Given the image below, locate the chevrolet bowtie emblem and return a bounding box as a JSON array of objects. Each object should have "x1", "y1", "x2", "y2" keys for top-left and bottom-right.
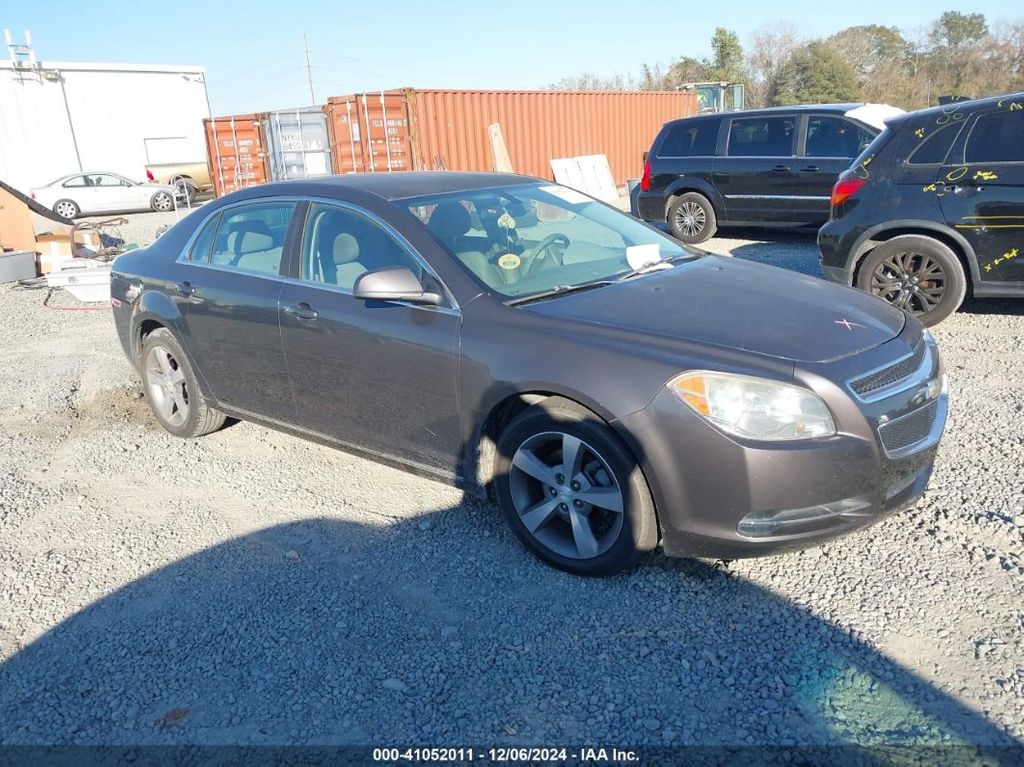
[{"x1": 834, "y1": 319, "x2": 864, "y2": 330}]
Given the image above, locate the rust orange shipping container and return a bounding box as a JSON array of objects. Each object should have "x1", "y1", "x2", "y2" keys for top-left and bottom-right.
[{"x1": 203, "y1": 113, "x2": 270, "y2": 197}]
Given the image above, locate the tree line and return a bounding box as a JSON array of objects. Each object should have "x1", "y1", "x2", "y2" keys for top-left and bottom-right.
[{"x1": 550, "y1": 12, "x2": 1024, "y2": 109}]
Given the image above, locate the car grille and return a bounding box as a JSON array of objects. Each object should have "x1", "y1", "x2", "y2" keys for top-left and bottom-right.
[
  {"x1": 878, "y1": 400, "x2": 939, "y2": 454},
  {"x1": 850, "y1": 348, "x2": 922, "y2": 397}
]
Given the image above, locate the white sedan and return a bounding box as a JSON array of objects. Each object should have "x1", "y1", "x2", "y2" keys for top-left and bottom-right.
[{"x1": 31, "y1": 172, "x2": 182, "y2": 219}]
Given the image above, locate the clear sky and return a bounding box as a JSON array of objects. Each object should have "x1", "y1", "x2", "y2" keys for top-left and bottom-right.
[{"x1": 2, "y1": 1, "x2": 1018, "y2": 114}]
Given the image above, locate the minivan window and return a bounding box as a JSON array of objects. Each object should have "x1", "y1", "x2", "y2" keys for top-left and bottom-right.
[
  {"x1": 907, "y1": 122, "x2": 964, "y2": 165},
  {"x1": 659, "y1": 121, "x2": 718, "y2": 157},
  {"x1": 727, "y1": 117, "x2": 795, "y2": 157},
  {"x1": 805, "y1": 116, "x2": 874, "y2": 158},
  {"x1": 966, "y1": 111, "x2": 1024, "y2": 163},
  {"x1": 210, "y1": 202, "x2": 296, "y2": 275}
]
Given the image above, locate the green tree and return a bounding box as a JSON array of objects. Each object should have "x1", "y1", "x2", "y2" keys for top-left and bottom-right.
[
  {"x1": 771, "y1": 42, "x2": 860, "y2": 105},
  {"x1": 930, "y1": 11, "x2": 988, "y2": 50},
  {"x1": 928, "y1": 11, "x2": 990, "y2": 94},
  {"x1": 705, "y1": 27, "x2": 745, "y2": 82}
]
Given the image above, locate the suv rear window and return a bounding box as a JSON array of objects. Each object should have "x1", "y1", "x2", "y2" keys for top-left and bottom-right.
[
  {"x1": 727, "y1": 116, "x2": 795, "y2": 157},
  {"x1": 659, "y1": 120, "x2": 718, "y2": 157},
  {"x1": 907, "y1": 122, "x2": 963, "y2": 165},
  {"x1": 966, "y1": 111, "x2": 1024, "y2": 163}
]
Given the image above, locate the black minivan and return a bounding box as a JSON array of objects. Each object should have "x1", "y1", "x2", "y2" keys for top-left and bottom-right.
[{"x1": 633, "y1": 104, "x2": 899, "y2": 243}]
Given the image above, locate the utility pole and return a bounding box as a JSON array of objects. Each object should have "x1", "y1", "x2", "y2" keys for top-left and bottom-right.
[{"x1": 303, "y1": 33, "x2": 315, "y2": 105}]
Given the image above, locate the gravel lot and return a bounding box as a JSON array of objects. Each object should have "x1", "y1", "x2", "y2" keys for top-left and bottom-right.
[{"x1": 0, "y1": 215, "x2": 1022, "y2": 749}]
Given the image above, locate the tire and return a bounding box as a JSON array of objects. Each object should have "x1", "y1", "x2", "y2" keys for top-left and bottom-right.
[
  {"x1": 493, "y1": 398, "x2": 658, "y2": 575},
  {"x1": 856, "y1": 235, "x2": 966, "y2": 327},
  {"x1": 172, "y1": 176, "x2": 198, "y2": 203},
  {"x1": 667, "y1": 192, "x2": 717, "y2": 244},
  {"x1": 140, "y1": 328, "x2": 226, "y2": 438},
  {"x1": 150, "y1": 191, "x2": 175, "y2": 212},
  {"x1": 53, "y1": 199, "x2": 80, "y2": 220}
]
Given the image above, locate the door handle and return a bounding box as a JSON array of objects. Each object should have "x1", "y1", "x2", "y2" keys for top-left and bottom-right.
[
  {"x1": 174, "y1": 281, "x2": 196, "y2": 297},
  {"x1": 772, "y1": 165, "x2": 790, "y2": 172},
  {"x1": 943, "y1": 185, "x2": 963, "y2": 194},
  {"x1": 798, "y1": 165, "x2": 819, "y2": 172},
  {"x1": 283, "y1": 302, "x2": 318, "y2": 320}
]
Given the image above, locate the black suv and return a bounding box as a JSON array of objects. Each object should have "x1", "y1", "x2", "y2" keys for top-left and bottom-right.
[
  {"x1": 819, "y1": 91, "x2": 1024, "y2": 326},
  {"x1": 633, "y1": 104, "x2": 892, "y2": 243}
]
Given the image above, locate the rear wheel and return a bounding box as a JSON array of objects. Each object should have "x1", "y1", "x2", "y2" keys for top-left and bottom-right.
[
  {"x1": 856, "y1": 235, "x2": 966, "y2": 327},
  {"x1": 53, "y1": 199, "x2": 80, "y2": 219},
  {"x1": 141, "y1": 328, "x2": 225, "y2": 438},
  {"x1": 493, "y1": 399, "x2": 658, "y2": 575},
  {"x1": 150, "y1": 191, "x2": 174, "y2": 212},
  {"x1": 172, "y1": 176, "x2": 198, "y2": 203},
  {"x1": 667, "y1": 192, "x2": 716, "y2": 244}
]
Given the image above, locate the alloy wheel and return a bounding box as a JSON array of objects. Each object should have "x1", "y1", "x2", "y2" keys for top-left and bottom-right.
[
  {"x1": 509, "y1": 431, "x2": 624, "y2": 560},
  {"x1": 870, "y1": 251, "x2": 947, "y2": 315},
  {"x1": 153, "y1": 193, "x2": 174, "y2": 211},
  {"x1": 55, "y1": 201, "x2": 77, "y2": 219},
  {"x1": 145, "y1": 346, "x2": 189, "y2": 427},
  {"x1": 674, "y1": 201, "x2": 706, "y2": 238}
]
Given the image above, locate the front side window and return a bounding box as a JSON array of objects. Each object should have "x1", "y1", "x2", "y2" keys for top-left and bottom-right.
[
  {"x1": 966, "y1": 111, "x2": 1024, "y2": 163},
  {"x1": 210, "y1": 202, "x2": 296, "y2": 275},
  {"x1": 92, "y1": 174, "x2": 130, "y2": 187},
  {"x1": 805, "y1": 116, "x2": 875, "y2": 158},
  {"x1": 659, "y1": 120, "x2": 718, "y2": 157},
  {"x1": 406, "y1": 183, "x2": 688, "y2": 300},
  {"x1": 300, "y1": 203, "x2": 422, "y2": 291},
  {"x1": 727, "y1": 116, "x2": 795, "y2": 157}
]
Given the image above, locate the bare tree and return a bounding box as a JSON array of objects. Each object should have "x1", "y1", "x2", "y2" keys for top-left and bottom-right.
[{"x1": 745, "y1": 22, "x2": 802, "y2": 107}]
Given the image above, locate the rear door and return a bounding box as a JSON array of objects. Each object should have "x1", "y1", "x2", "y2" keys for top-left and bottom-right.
[
  {"x1": 60, "y1": 175, "x2": 100, "y2": 213},
  {"x1": 939, "y1": 105, "x2": 1024, "y2": 286},
  {"x1": 714, "y1": 114, "x2": 799, "y2": 222},
  {"x1": 796, "y1": 114, "x2": 877, "y2": 222},
  {"x1": 278, "y1": 201, "x2": 462, "y2": 473},
  {"x1": 171, "y1": 200, "x2": 300, "y2": 419}
]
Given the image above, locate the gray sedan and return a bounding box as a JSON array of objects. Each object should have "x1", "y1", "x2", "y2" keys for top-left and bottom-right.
[{"x1": 110, "y1": 172, "x2": 947, "y2": 574}]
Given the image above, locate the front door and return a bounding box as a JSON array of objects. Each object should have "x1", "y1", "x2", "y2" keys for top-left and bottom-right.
[
  {"x1": 171, "y1": 200, "x2": 299, "y2": 419},
  {"x1": 714, "y1": 114, "x2": 798, "y2": 223},
  {"x1": 278, "y1": 201, "x2": 462, "y2": 474},
  {"x1": 939, "y1": 105, "x2": 1024, "y2": 285},
  {"x1": 794, "y1": 115, "x2": 877, "y2": 223}
]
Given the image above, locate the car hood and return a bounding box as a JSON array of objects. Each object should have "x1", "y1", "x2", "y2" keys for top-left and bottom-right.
[{"x1": 524, "y1": 256, "x2": 905, "y2": 363}]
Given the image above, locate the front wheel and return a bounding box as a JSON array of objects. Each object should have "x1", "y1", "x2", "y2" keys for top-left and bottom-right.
[
  {"x1": 150, "y1": 191, "x2": 175, "y2": 212},
  {"x1": 172, "y1": 176, "x2": 198, "y2": 203},
  {"x1": 141, "y1": 328, "x2": 226, "y2": 438},
  {"x1": 856, "y1": 235, "x2": 966, "y2": 327},
  {"x1": 667, "y1": 192, "x2": 716, "y2": 244},
  {"x1": 493, "y1": 399, "x2": 658, "y2": 575},
  {"x1": 53, "y1": 199, "x2": 80, "y2": 219}
]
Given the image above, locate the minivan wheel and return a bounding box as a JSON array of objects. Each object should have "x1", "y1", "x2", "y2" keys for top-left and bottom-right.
[
  {"x1": 493, "y1": 399, "x2": 658, "y2": 575},
  {"x1": 667, "y1": 192, "x2": 716, "y2": 244},
  {"x1": 141, "y1": 328, "x2": 226, "y2": 438},
  {"x1": 856, "y1": 235, "x2": 966, "y2": 327}
]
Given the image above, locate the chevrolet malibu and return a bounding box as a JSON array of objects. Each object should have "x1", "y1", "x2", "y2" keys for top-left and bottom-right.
[{"x1": 110, "y1": 172, "x2": 947, "y2": 575}]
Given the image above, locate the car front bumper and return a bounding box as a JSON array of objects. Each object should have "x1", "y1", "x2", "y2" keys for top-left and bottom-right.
[{"x1": 615, "y1": 334, "x2": 946, "y2": 559}]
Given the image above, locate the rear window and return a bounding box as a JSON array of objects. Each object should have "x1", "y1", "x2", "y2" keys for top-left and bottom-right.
[
  {"x1": 658, "y1": 120, "x2": 718, "y2": 157},
  {"x1": 965, "y1": 111, "x2": 1024, "y2": 163},
  {"x1": 727, "y1": 116, "x2": 795, "y2": 157},
  {"x1": 853, "y1": 128, "x2": 890, "y2": 168},
  {"x1": 907, "y1": 122, "x2": 964, "y2": 165}
]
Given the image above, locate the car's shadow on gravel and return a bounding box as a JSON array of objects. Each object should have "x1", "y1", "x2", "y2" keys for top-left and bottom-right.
[
  {"x1": 710, "y1": 229, "x2": 823, "y2": 279},
  {"x1": 0, "y1": 512, "x2": 1019, "y2": 758}
]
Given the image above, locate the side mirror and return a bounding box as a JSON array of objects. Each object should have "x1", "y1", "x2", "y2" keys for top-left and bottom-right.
[{"x1": 353, "y1": 266, "x2": 443, "y2": 306}]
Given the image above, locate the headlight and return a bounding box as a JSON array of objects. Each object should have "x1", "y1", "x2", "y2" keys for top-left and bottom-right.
[{"x1": 667, "y1": 371, "x2": 836, "y2": 441}]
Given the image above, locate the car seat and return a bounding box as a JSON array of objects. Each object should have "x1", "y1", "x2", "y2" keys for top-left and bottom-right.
[{"x1": 428, "y1": 202, "x2": 505, "y2": 287}]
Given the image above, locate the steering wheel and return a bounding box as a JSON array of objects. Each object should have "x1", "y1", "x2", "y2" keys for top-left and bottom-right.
[{"x1": 525, "y1": 233, "x2": 571, "y2": 277}]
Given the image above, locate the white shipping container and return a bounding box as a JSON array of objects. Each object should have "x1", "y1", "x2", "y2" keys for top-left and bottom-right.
[{"x1": 0, "y1": 60, "x2": 210, "y2": 195}]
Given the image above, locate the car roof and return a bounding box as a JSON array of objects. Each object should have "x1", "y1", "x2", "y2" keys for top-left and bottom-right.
[
  {"x1": 264, "y1": 171, "x2": 538, "y2": 201},
  {"x1": 888, "y1": 90, "x2": 1024, "y2": 125},
  {"x1": 663, "y1": 103, "x2": 864, "y2": 127}
]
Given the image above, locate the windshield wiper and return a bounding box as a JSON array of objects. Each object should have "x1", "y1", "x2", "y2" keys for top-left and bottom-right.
[{"x1": 505, "y1": 279, "x2": 615, "y2": 307}]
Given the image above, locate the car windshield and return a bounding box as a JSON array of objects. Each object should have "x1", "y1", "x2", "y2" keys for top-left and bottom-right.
[{"x1": 405, "y1": 183, "x2": 692, "y2": 300}]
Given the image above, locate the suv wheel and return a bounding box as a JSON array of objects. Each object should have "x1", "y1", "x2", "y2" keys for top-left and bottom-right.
[
  {"x1": 856, "y1": 235, "x2": 966, "y2": 327},
  {"x1": 668, "y1": 192, "x2": 716, "y2": 244},
  {"x1": 493, "y1": 398, "x2": 658, "y2": 575}
]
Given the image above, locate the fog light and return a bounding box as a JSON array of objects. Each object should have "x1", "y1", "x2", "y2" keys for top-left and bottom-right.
[{"x1": 738, "y1": 498, "x2": 872, "y2": 538}]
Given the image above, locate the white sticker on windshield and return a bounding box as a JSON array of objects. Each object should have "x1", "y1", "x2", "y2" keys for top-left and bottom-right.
[
  {"x1": 537, "y1": 184, "x2": 594, "y2": 205},
  {"x1": 625, "y1": 243, "x2": 663, "y2": 270}
]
